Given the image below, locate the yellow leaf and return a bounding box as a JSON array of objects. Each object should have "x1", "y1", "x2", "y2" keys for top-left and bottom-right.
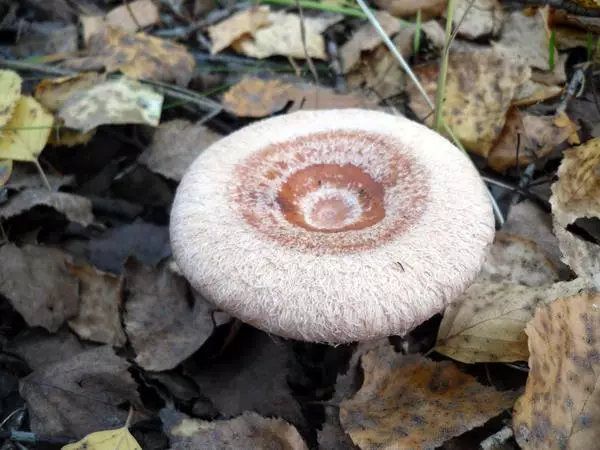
[
  {"x1": 0, "y1": 160, "x2": 12, "y2": 187},
  {"x1": 62, "y1": 426, "x2": 141, "y2": 450},
  {"x1": 58, "y1": 77, "x2": 163, "y2": 133},
  {"x1": 34, "y1": 72, "x2": 106, "y2": 112},
  {"x1": 0, "y1": 69, "x2": 22, "y2": 129},
  {"x1": 0, "y1": 96, "x2": 54, "y2": 162}
]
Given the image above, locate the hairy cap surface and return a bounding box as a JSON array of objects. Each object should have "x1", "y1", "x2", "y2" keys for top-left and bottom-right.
[{"x1": 170, "y1": 109, "x2": 495, "y2": 343}]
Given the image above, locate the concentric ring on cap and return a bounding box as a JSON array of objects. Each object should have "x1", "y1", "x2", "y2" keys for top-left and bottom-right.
[{"x1": 170, "y1": 109, "x2": 495, "y2": 343}]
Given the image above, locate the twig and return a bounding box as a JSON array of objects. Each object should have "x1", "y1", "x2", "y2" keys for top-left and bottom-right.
[
  {"x1": 295, "y1": 0, "x2": 321, "y2": 99},
  {"x1": 479, "y1": 426, "x2": 514, "y2": 450}
]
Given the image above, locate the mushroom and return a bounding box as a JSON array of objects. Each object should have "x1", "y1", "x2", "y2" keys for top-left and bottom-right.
[{"x1": 170, "y1": 108, "x2": 495, "y2": 343}]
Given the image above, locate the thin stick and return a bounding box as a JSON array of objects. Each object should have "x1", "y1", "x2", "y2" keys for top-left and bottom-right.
[
  {"x1": 295, "y1": 0, "x2": 321, "y2": 95},
  {"x1": 433, "y1": 0, "x2": 455, "y2": 132}
]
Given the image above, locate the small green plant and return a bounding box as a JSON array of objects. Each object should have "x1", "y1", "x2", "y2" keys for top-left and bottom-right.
[
  {"x1": 413, "y1": 9, "x2": 422, "y2": 57},
  {"x1": 548, "y1": 29, "x2": 556, "y2": 71}
]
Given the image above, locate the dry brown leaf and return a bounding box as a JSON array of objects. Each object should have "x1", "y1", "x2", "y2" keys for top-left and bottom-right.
[
  {"x1": 123, "y1": 258, "x2": 215, "y2": 371},
  {"x1": 19, "y1": 345, "x2": 144, "y2": 438},
  {"x1": 58, "y1": 77, "x2": 163, "y2": 133},
  {"x1": 512, "y1": 80, "x2": 563, "y2": 106},
  {"x1": 66, "y1": 27, "x2": 195, "y2": 87},
  {"x1": 67, "y1": 263, "x2": 126, "y2": 347},
  {"x1": 139, "y1": 119, "x2": 222, "y2": 181},
  {"x1": 208, "y1": 6, "x2": 271, "y2": 54},
  {"x1": 452, "y1": 0, "x2": 503, "y2": 39},
  {"x1": 221, "y1": 77, "x2": 375, "y2": 118},
  {"x1": 407, "y1": 49, "x2": 530, "y2": 157},
  {"x1": 513, "y1": 291, "x2": 600, "y2": 449},
  {"x1": 0, "y1": 244, "x2": 79, "y2": 332},
  {"x1": 550, "y1": 138, "x2": 600, "y2": 227},
  {"x1": 105, "y1": 0, "x2": 159, "y2": 32},
  {"x1": 435, "y1": 278, "x2": 591, "y2": 363},
  {"x1": 373, "y1": 0, "x2": 447, "y2": 18},
  {"x1": 554, "y1": 110, "x2": 580, "y2": 144},
  {"x1": 488, "y1": 107, "x2": 571, "y2": 173},
  {"x1": 339, "y1": 343, "x2": 517, "y2": 449},
  {"x1": 554, "y1": 226, "x2": 600, "y2": 284},
  {"x1": 318, "y1": 407, "x2": 360, "y2": 450},
  {"x1": 0, "y1": 189, "x2": 94, "y2": 226},
  {"x1": 81, "y1": 15, "x2": 107, "y2": 45},
  {"x1": 492, "y1": 9, "x2": 555, "y2": 72},
  {"x1": 160, "y1": 409, "x2": 309, "y2": 450},
  {"x1": 340, "y1": 10, "x2": 403, "y2": 73},
  {"x1": 479, "y1": 231, "x2": 558, "y2": 286},
  {"x1": 34, "y1": 72, "x2": 106, "y2": 113},
  {"x1": 231, "y1": 11, "x2": 342, "y2": 60}
]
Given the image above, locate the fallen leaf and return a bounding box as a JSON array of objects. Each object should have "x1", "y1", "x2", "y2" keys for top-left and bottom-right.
[
  {"x1": 232, "y1": 11, "x2": 343, "y2": 60},
  {"x1": 488, "y1": 107, "x2": 571, "y2": 173},
  {"x1": 512, "y1": 80, "x2": 563, "y2": 106},
  {"x1": 58, "y1": 77, "x2": 163, "y2": 133},
  {"x1": 81, "y1": 15, "x2": 107, "y2": 45},
  {"x1": 550, "y1": 137, "x2": 600, "y2": 227},
  {"x1": 0, "y1": 189, "x2": 94, "y2": 226},
  {"x1": 19, "y1": 345, "x2": 144, "y2": 438},
  {"x1": 554, "y1": 110, "x2": 580, "y2": 144},
  {"x1": 0, "y1": 96, "x2": 54, "y2": 162},
  {"x1": 6, "y1": 327, "x2": 91, "y2": 371},
  {"x1": 0, "y1": 160, "x2": 12, "y2": 187},
  {"x1": 66, "y1": 28, "x2": 195, "y2": 87},
  {"x1": 319, "y1": 406, "x2": 360, "y2": 450},
  {"x1": 6, "y1": 163, "x2": 75, "y2": 190},
  {"x1": 513, "y1": 291, "x2": 600, "y2": 449},
  {"x1": 34, "y1": 72, "x2": 106, "y2": 112},
  {"x1": 105, "y1": 0, "x2": 159, "y2": 33},
  {"x1": 340, "y1": 10, "x2": 403, "y2": 73},
  {"x1": 139, "y1": 119, "x2": 222, "y2": 181},
  {"x1": 339, "y1": 343, "x2": 517, "y2": 449},
  {"x1": 221, "y1": 77, "x2": 376, "y2": 118},
  {"x1": 0, "y1": 244, "x2": 79, "y2": 332},
  {"x1": 479, "y1": 231, "x2": 558, "y2": 286},
  {"x1": 123, "y1": 258, "x2": 215, "y2": 371},
  {"x1": 554, "y1": 225, "x2": 600, "y2": 285},
  {"x1": 62, "y1": 425, "x2": 142, "y2": 450},
  {"x1": 373, "y1": 0, "x2": 447, "y2": 19},
  {"x1": 0, "y1": 69, "x2": 22, "y2": 128},
  {"x1": 407, "y1": 49, "x2": 530, "y2": 157},
  {"x1": 67, "y1": 263, "x2": 126, "y2": 347},
  {"x1": 88, "y1": 220, "x2": 171, "y2": 274},
  {"x1": 435, "y1": 278, "x2": 591, "y2": 363},
  {"x1": 187, "y1": 327, "x2": 306, "y2": 431},
  {"x1": 492, "y1": 9, "x2": 555, "y2": 72},
  {"x1": 160, "y1": 409, "x2": 309, "y2": 450},
  {"x1": 452, "y1": 0, "x2": 503, "y2": 40},
  {"x1": 208, "y1": 6, "x2": 271, "y2": 54},
  {"x1": 13, "y1": 22, "x2": 78, "y2": 57}
]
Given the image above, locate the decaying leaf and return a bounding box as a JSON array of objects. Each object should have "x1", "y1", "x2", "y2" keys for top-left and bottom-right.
[
  {"x1": 340, "y1": 10, "x2": 403, "y2": 73},
  {"x1": 34, "y1": 72, "x2": 106, "y2": 113},
  {"x1": 492, "y1": 9, "x2": 555, "y2": 72},
  {"x1": 67, "y1": 263, "x2": 126, "y2": 347},
  {"x1": 452, "y1": 0, "x2": 503, "y2": 40},
  {"x1": 407, "y1": 49, "x2": 530, "y2": 157},
  {"x1": 435, "y1": 278, "x2": 591, "y2": 363},
  {"x1": 0, "y1": 96, "x2": 54, "y2": 162},
  {"x1": 339, "y1": 343, "x2": 517, "y2": 449},
  {"x1": 221, "y1": 77, "x2": 375, "y2": 118},
  {"x1": 139, "y1": 119, "x2": 222, "y2": 181},
  {"x1": 231, "y1": 11, "x2": 343, "y2": 60},
  {"x1": 554, "y1": 226, "x2": 600, "y2": 285},
  {"x1": 488, "y1": 108, "x2": 571, "y2": 173},
  {"x1": 66, "y1": 27, "x2": 195, "y2": 87},
  {"x1": 373, "y1": 0, "x2": 447, "y2": 19},
  {"x1": 6, "y1": 328, "x2": 91, "y2": 371},
  {"x1": 0, "y1": 69, "x2": 22, "y2": 128},
  {"x1": 0, "y1": 244, "x2": 79, "y2": 333},
  {"x1": 0, "y1": 189, "x2": 94, "y2": 226},
  {"x1": 513, "y1": 291, "x2": 600, "y2": 449},
  {"x1": 62, "y1": 425, "x2": 142, "y2": 450},
  {"x1": 105, "y1": 0, "x2": 159, "y2": 33},
  {"x1": 513, "y1": 80, "x2": 563, "y2": 106},
  {"x1": 19, "y1": 345, "x2": 144, "y2": 437},
  {"x1": 208, "y1": 5, "x2": 271, "y2": 54},
  {"x1": 123, "y1": 258, "x2": 215, "y2": 371},
  {"x1": 160, "y1": 409, "x2": 309, "y2": 450},
  {"x1": 318, "y1": 407, "x2": 360, "y2": 450},
  {"x1": 554, "y1": 110, "x2": 580, "y2": 145},
  {"x1": 479, "y1": 231, "x2": 558, "y2": 286},
  {"x1": 58, "y1": 77, "x2": 163, "y2": 133},
  {"x1": 550, "y1": 137, "x2": 600, "y2": 227},
  {"x1": 0, "y1": 160, "x2": 12, "y2": 187},
  {"x1": 6, "y1": 163, "x2": 74, "y2": 190},
  {"x1": 188, "y1": 327, "x2": 306, "y2": 431}
]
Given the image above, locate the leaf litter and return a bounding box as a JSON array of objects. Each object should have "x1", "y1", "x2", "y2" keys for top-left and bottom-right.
[{"x1": 3, "y1": 0, "x2": 600, "y2": 449}]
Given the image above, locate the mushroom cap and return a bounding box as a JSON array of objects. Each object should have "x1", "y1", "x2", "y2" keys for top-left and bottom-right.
[{"x1": 170, "y1": 109, "x2": 495, "y2": 343}]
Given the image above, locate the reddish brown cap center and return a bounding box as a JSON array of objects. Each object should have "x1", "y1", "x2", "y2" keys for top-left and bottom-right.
[{"x1": 276, "y1": 163, "x2": 385, "y2": 232}]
